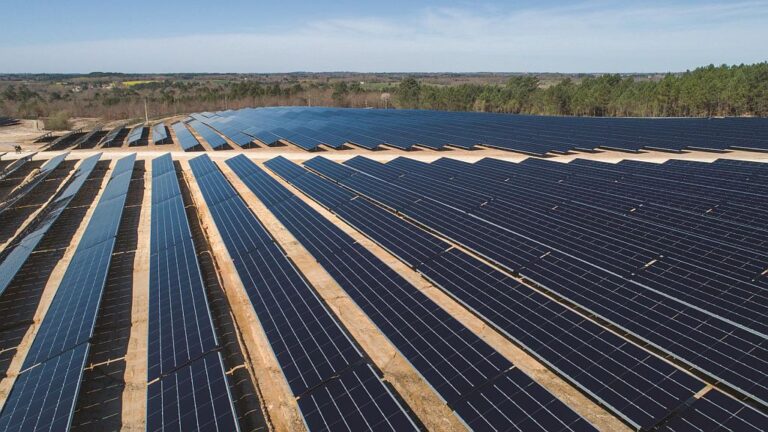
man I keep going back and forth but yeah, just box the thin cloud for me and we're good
[1,1,766,72]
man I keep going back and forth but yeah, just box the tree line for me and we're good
[397,63,768,117]
[1,63,766,124]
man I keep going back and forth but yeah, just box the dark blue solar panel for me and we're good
[658,391,768,432]
[171,122,202,152]
[228,155,595,431]
[146,351,238,432]
[306,156,768,412]
[269,156,704,429]
[184,107,768,154]
[189,155,417,430]
[0,344,89,432]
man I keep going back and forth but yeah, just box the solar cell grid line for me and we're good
[227,156,595,431]
[304,156,768,411]
[188,155,418,432]
[147,351,238,432]
[657,391,768,432]
[148,154,220,380]
[0,344,89,432]
[269,157,705,430]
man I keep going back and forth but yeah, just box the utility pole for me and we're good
[144,98,149,123]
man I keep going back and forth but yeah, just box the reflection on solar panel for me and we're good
[126,125,146,146]
[266,156,708,430]
[0,154,135,432]
[189,155,417,431]
[98,124,127,148]
[188,120,228,149]
[151,123,169,144]
[171,122,203,151]
[183,107,768,154]
[0,153,101,296]
[227,154,595,431]
[147,154,238,431]
[305,155,768,413]
[0,152,69,215]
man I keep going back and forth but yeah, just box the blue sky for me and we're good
[1,0,766,73]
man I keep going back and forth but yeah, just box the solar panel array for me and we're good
[188,155,418,431]
[152,123,170,145]
[0,154,135,432]
[183,107,768,154]
[171,122,203,151]
[147,154,238,431]
[0,153,101,297]
[265,156,708,430]
[226,154,596,431]
[301,155,768,416]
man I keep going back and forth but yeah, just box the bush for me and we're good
[45,111,71,131]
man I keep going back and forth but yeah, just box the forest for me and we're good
[0,63,766,126]
[397,63,768,117]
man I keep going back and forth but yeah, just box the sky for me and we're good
[1,0,766,73]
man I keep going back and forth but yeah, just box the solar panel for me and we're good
[0,154,135,432]
[227,155,595,431]
[188,120,227,150]
[152,123,169,144]
[189,155,418,431]
[266,156,707,429]
[148,154,219,380]
[0,154,101,297]
[171,122,202,151]
[147,154,238,431]
[147,351,238,432]
[306,156,768,413]
[126,125,146,146]
[658,391,768,431]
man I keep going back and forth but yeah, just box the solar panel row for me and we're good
[265,156,707,430]
[152,123,170,145]
[188,155,418,431]
[189,114,254,147]
[382,157,768,333]
[0,153,135,432]
[147,154,238,431]
[227,154,596,431]
[171,122,203,152]
[0,153,101,297]
[126,125,146,146]
[188,120,228,150]
[98,124,126,148]
[302,156,768,413]
[186,107,768,154]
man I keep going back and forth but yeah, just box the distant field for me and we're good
[122,80,157,87]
